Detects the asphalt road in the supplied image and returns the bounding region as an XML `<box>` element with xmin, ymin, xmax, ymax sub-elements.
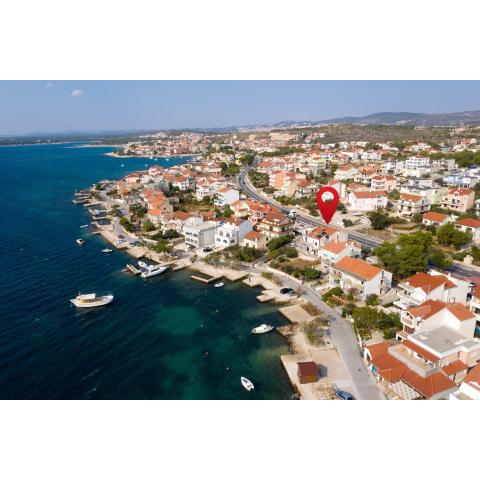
<box><xmin>237</xmin><ymin>163</ymin><xmax>480</xmax><ymax>278</ymax></box>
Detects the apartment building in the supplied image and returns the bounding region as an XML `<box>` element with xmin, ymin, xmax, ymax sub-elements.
<box><xmin>397</xmin><ymin>193</ymin><xmax>431</xmax><ymax>217</ymax></box>
<box><xmin>214</xmin><ymin>218</ymin><xmax>253</xmax><ymax>248</ymax></box>
<box><xmin>370</xmin><ymin>175</ymin><xmax>397</xmax><ymax>192</ymax></box>
<box><xmin>441</xmin><ymin>188</ymin><xmax>475</xmax><ymax>213</ymax></box>
<box><xmin>347</xmin><ymin>190</ymin><xmax>388</xmax><ymax>212</ymax></box>
<box><xmin>259</xmin><ymin>212</ymin><xmax>295</xmax><ymax>240</ymax></box>
<box><xmin>303</xmin><ymin>226</ymin><xmax>348</xmax><ymax>257</ymax></box>
<box><xmin>334</xmin><ymin>165</ymin><xmax>358</xmax><ymax>181</ymax></box>
<box><xmin>214</xmin><ymin>187</ymin><xmax>240</xmax><ymax>207</ymax></box>
<box><xmin>184</xmin><ymin>218</ymin><xmax>217</xmax><ymax>249</ymax></box>
<box><xmin>395</xmin><ymin>271</ymin><xmax>470</xmax><ymax>311</ymax></box>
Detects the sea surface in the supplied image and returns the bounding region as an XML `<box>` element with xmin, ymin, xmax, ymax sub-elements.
<box><xmin>0</xmin><ymin>143</ymin><xmax>294</xmax><ymax>399</ymax></box>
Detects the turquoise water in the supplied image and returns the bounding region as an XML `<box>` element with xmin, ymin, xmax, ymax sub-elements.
<box><xmin>0</xmin><ymin>144</ymin><xmax>293</xmax><ymax>399</ymax></box>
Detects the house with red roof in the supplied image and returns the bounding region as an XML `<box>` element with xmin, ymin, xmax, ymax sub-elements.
<box><xmin>454</xmin><ymin>217</ymin><xmax>480</xmax><ymax>243</ymax></box>
<box><xmin>319</xmin><ymin>240</ymin><xmax>361</xmax><ymax>266</ymax></box>
<box><xmin>259</xmin><ymin>212</ymin><xmax>295</xmax><ymax>240</ymax></box>
<box><xmin>364</xmin><ymin>300</ymin><xmax>480</xmax><ymax>399</ymax></box>
<box><xmin>397</xmin><ymin>193</ymin><xmax>431</xmax><ymax>217</ymax></box>
<box><xmin>334</xmin><ymin>165</ymin><xmax>358</xmax><ymax>181</ymax></box>
<box><xmin>302</xmin><ymin>226</ymin><xmax>348</xmax><ymax>257</ymax></box>
<box><xmin>241</xmin><ymin>230</ymin><xmax>268</xmax><ymax>250</ymax></box>
<box><xmin>395</xmin><ymin>271</ymin><xmax>470</xmax><ymax>310</ymax></box>
<box><xmin>422</xmin><ymin>211</ymin><xmax>451</xmax><ymax>227</ymax></box>
<box><xmin>214</xmin><ymin>187</ymin><xmax>240</xmax><ymax>207</ymax></box>
<box><xmin>347</xmin><ymin>190</ymin><xmax>388</xmax><ymax>212</ymax></box>
<box><xmin>370</xmin><ymin>175</ymin><xmax>397</xmax><ymax>192</ymax></box>
<box><xmin>329</xmin><ymin>257</ymin><xmax>392</xmax><ymax>299</ymax></box>
<box><xmin>441</xmin><ymin>188</ymin><xmax>475</xmax><ymax>213</ymax></box>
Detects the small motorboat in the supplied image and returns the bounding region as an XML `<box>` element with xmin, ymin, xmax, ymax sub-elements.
<box><xmin>121</xmin><ymin>164</ymin><xmax>125</xmax><ymax>167</ymax></box>
<box><xmin>138</xmin><ymin>261</ymin><xmax>148</xmax><ymax>269</ymax></box>
<box><xmin>71</xmin><ymin>292</ymin><xmax>114</xmax><ymax>308</ymax></box>
<box><xmin>251</xmin><ymin>324</ymin><xmax>274</xmax><ymax>334</ymax></box>
<box><xmin>140</xmin><ymin>264</ymin><xmax>169</xmax><ymax>278</ymax></box>
<box><xmin>102</xmin><ymin>248</ymin><xmax>113</xmax><ymax>253</ymax></box>
<box><xmin>76</xmin><ymin>239</ymin><xmax>85</xmax><ymax>245</ymax></box>
<box><xmin>214</xmin><ymin>282</ymin><xmax>224</xmax><ymax>288</ymax></box>
<box><xmin>241</xmin><ymin>377</ymin><xmax>254</xmax><ymax>391</ymax></box>
<box><xmin>80</xmin><ymin>224</ymin><xmax>89</xmax><ymax>228</ymax></box>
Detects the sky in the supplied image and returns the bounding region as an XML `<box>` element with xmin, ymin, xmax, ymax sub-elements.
<box><xmin>1</xmin><ymin>80</ymin><xmax>480</xmax><ymax>135</ymax></box>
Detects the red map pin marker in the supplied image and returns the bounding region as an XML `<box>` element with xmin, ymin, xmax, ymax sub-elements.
<box><xmin>316</xmin><ymin>186</ymin><xmax>339</xmax><ymax>224</ymax></box>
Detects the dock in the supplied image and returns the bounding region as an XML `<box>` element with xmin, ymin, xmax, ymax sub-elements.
<box><xmin>126</xmin><ymin>264</ymin><xmax>141</xmax><ymax>275</ymax></box>
<box><xmin>190</xmin><ymin>274</ymin><xmax>223</xmax><ymax>284</ymax></box>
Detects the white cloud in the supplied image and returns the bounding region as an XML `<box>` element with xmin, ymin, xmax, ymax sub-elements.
<box><xmin>45</xmin><ymin>82</ymin><xmax>54</xmax><ymax>88</ymax></box>
<box><xmin>71</xmin><ymin>89</ymin><xmax>83</xmax><ymax>97</ymax></box>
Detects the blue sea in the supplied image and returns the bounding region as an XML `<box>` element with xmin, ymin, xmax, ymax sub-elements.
<box><xmin>0</xmin><ymin>143</ymin><xmax>293</xmax><ymax>399</ymax></box>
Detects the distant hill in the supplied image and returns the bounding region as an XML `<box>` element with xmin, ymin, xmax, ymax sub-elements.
<box><xmin>301</xmin><ymin>110</ymin><xmax>480</xmax><ymax>127</ymax></box>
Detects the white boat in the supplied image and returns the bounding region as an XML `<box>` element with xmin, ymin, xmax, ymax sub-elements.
<box><xmin>241</xmin><ymin>377</ymin><xmax>254</xmax><ymax>391</ymax></box>
<box><xmin>76</xmin><ymin>239</ymin><xmax>85</xmax><ymax>245</ymax></box>
<box><xmin>140</xmin><ymin>264</ymin><xmax>169</xmax><ymax>278</ymax></box>
<box><xmin>70</xmin><ymin>292</ymin><xmax>114</xmax><ymax>308</ymax></box>
<box><xmin>138</xmin><ymin>261</ymin><xmax>148</xmax><ymax>269</ymax></box>
<box><xmin>102</xmin><ymin>248</ymin><xmax>113</xmax><ymax>253</ymax></box>
<box><xmin>251</xmin><ymin>324</ymin><xmax>274</xmax><ymax>334</ymax></box>
<box><xmin>214</xmin><ymin>282</ymin><xmax>224</xmax><ymax>288</ymax></box>
<box><xmin>80</xmin><ymin>224</ymin><xmax>89</xmax><ymax>228</ymax></box>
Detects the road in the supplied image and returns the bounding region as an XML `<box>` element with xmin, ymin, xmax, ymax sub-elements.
<box><xmin>258</xmin><ymin>268</ymin><xmax>383</xmax><ymax>399</ymax></box>
<box><xmin>237</xmin><ymin>162</ymin><xmax>480</xmax><ymax>278</ymax></box>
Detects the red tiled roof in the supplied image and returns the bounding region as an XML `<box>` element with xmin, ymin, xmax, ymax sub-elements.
<box><xmin>352</xmin><ymin>190</ymin><xmax>387</xmax><ymax>199</ymax></box>
<box><xmin>297</xmin><ymin>361</ymin><xmax>318</xmax><ymax>377</ymax></box>
<box><xmin>455</xmin><ymin>218</ymin><xmax>480</xmax><ymax>228</ymax></box>
<box><xmin>423</xmin><ymin>212</ymin><xmax>449</xmax><ymax>222</ymax></box>
<box><xmin>244</xmin><ymin>231</ymin><xmax>263</xmax><ymax>241</ymax></box>
<box><xmin>464</xmin><ymin>364</ymin><xmax>480</xmax><ymax>384</ymax></box>
<box><xmin>402</xmin><ymin>339</ymin><xmax>440</xmax><ymax>363</ymax></box>
<box><xmin>448</xmin><ymin>188</ymin><xmax>473</xmax><ymax>196</ymax></box>
<box><xmin>405</xmin><ymin>272</ymin><xmax>456</xmax><ymax>293</ymax></box>
<box><xmin>406</xmin><ymin>299</ymin><xmax>474</xmax><ymax>322</ymax></box>
<box><xmin>400</xmin><ymin>193</ymin><xmax>423</xmax><ymax>203</ymax></box>
<box><xmin>402</xmin><ymin>370</ymin><xmax>456</xmax><ymax>398</ymax></box>
<box><xmin>334</xmin><ymin>257</ymin><xmax>382</xmax><ymax>281</ymax></box>
<box><xmin>307</xmin><ymin>226</ymin><xmax>338</xmax><ymax>239</ymax></box>
<box><xmin>442</xmin><ymin>360</ymin><xmax>468</xmax><ymax>376</ymax></box>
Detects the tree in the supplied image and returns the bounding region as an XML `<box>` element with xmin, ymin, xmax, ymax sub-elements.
<box><xmin>366</xmin><ymin>294</ymin><xmax>380</xmax><ymax>306</ymax></box>
<box><xmin>368</xmin><ymin>210</ymin><xmax>391</xmax><ymax>230</ymax></box>
<box><xmin>267</xmin><ymin>236</ymin><xmax>292</xmax><ymax>252</ymax></box>
<box><xmin>411</xmin><ymin>213</ymin><xmax>423</xmax><ymax>224</ymax></box>
<box><xmin>337</xmin><ymin>202</ymin><xmax>347</xmax><ymax>213</ymax></box>
<box><xmin>142</xmin><ymin>220</ymin><xmax>156</xmax><ymax>232</ymax></box>
<box><xmin>375</xmin><ymin>232</ymin><xmax>433</xmax><ymax>280</ymax></box>
<box><xmin>437</xmin><ymin>223</ymin><xmax>472</xmax><ymax>249</ymax></box>
<box><xmin>153</xmin><ymin>239</ymin><xmax>173</xmax><ymax>254</ymax></box>
<box><xmin>222</xmin><ymin>206</ymin><xmax>234</xmax><ymax>218</ymax></box>
<box><xmin>429</xmin><ymin>248</ymin><xmax>453</xmax><ymax>269</ymax></box>
<box><xmin>284</xmin><ymin>246</ymin><xmax>298</xmax><ymax>258</ymax></box>
<box><xmin>343</xmin><ymin>219</ymin><xmax>354</xmax><ymax>227</ymax></box>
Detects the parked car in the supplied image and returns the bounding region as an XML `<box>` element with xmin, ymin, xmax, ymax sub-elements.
<box><xmin>280</xmin><ymin>287</ymin><xmax>295</xmax><ymax>295</ymax></box>
<box><xmin>203</xmin><ymin>247</ymin><xmax>213</xmax><ymax>253</ymax></box>
<box><xmin>335</xmin><ymin>389</ymin><xmax>355</xmax><ymax>400</ymax></box>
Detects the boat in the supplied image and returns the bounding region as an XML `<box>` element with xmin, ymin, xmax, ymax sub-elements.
<box><xmin>101</xmin><ymin>248</ymin><xmax>113</xmax><ymax>253</ymax></box>
<box><xmin>251</xmin><ymin>324</ymin><xmax>274</xmax><ymax>334</ymax></box>
<box><xmin>76</xmin><ymin>239</ymin><xmax>85</xmax><ymax>245</ymax></box>
<box><xmin>70</xmin><ymin>292</ymin><xmax>114</xmax><ymax>308</ymax></box>
<box><xmin>80</xmin><ymin>224</ymin><xmax>89</xmax><ymax>228</ymax></box>
<box><xmin>140</xmin><ymin>264</ymin><xmax>169</xmax><ymax>278</ymax></box>
<box><xmin>121</xmin><ymin>164</ymin><xmax>125</xmax><ymax>167</ymax></box>
<box><xmin>138</xmin><ymin>261</ymin><xmax>148</xmax><ymax>269</ymax></box>
<box><xmin>241</xmin><ymin>377</ymin><xmax>254</xmax><ymax>391</ymax></box>
<box><xmin>214</xmin><ymin>282</ymin><xmax>224</xmax><ymax>288</ymax></box>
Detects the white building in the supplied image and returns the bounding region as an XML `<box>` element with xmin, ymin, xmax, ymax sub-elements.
<box><xmin>184</xmin><ymin>218</ymin><xmax>217</xmax><ymax>249</ymax></box>
<box><xmin>347</xmin><ymin>190</ymin><xmax>388</xmax><ymax>212</ymax></box>
<box><xmin>214</xmin><ymin>187</ymin><xmax>240</xmax><ymax>207</ymax></box>
<box><xmin>214</xmin><ymin>218</ymin><xmax>253</xmax><ymax>248</ymax></box>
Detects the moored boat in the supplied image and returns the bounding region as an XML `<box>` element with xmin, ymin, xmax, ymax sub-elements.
<box><xmin>214</xmin><ymin>282</ymin><xmax>224</xmax><ymax>288</ymax></box>
<box><xmin>102</xmin><ymin>248</ymin><xmax>113</xmax><ymax>253</ymax></box>
<box><xmin>76</xmin><ymin>238</ymin><xmax>85</xmax><ymax>245</ymax></box>
<box><xmin>70</xmin><ymin>293</ymin><xmax>114</xmax><ymax>308</ymax></box>
<box><xmin>139</xmin><ymin>263</ymin><xmax>169</xmax><ymax>278</ymax></box>
<box><xmin>241</xmin><ymin>377</ymin><xmax>254</xmax><ymax>391</ymax></box>
<box><xmin>251</xmin><ymin>324</ymin><xmax>274</xmax><ymax>334</ymax></box>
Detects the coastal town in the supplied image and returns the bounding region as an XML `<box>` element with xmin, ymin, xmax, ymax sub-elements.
<box><xmin>77</xmin><ymin>124</ymin><xmax>480</xmax><ymax>400</ymax></box>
